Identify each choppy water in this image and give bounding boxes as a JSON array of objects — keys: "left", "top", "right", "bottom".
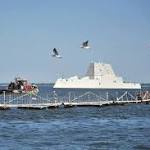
[{"left": 0, "top": 84, "right": 150, "bottom": 150}]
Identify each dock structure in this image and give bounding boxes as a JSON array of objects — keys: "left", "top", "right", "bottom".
[
  {"left": 63, "top": 99, "right": 150, "bottom": 107},
  {"left": 63, "top": 91, "right": 150, "bottom": 107},
  {"left": 0, "top": 105, "right": 10, "bottom": 110},
  {"left": 0, "top": 103, "right": 62, "bottom": 110},
  {"left": 0, "top": 92, "right": 62, "bottom": 110},
  {"left": 17, "top": 103, "right": 62, "bottom": 109},
  {"left": 63, "top": 101, "right": 114, "bottom": 107},
  {"left": 0, "top": 91, "right": 150, "bottom": 110}
]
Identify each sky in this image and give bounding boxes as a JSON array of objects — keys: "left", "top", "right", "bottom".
[{"left": 0, "top": 0, "right": 150, "bottom": 83}]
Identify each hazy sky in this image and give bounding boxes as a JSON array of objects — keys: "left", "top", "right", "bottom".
[{"left": 0, "top": 0, "right": 150, "bottom": 83}]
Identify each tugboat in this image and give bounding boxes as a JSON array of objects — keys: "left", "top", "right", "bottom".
[{"left": 0, "top": 77, "right": 39, "bottom": 95}]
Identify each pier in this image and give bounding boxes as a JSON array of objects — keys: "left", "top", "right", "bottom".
[{"left": 0, "top": 91, "right": 150, "bottom": 110}]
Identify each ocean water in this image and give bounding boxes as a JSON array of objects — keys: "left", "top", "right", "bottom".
[{"left": 0, "top": 84, "right": 150, "bottom": 150}]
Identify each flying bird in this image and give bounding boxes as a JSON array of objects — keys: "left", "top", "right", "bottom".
[
  {"left": 80, "top": 40, "right": 90, "bottom": 49},
  {"left": 51, "top": 48, "right": 62, "bottom": 58}
]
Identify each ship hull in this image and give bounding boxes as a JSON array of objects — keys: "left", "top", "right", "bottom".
[{"left": 54, "top": 79, "right": 141, "bottom": 89}]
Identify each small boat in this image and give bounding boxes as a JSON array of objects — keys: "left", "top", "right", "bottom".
[{"left": 0, "top": 77, "right": 39, "bottom": 95}]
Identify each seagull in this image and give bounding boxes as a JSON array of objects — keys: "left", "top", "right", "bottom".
[
  {"left": 51, "top": 48, "right": 62, "bottom": 58},
  {"left": 80, "top": 40, "right": 90, "bottom": 49}
]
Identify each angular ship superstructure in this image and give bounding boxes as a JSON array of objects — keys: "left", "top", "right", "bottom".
[{"left": 54, "top": 62, "right": 141, "bottom": 89}]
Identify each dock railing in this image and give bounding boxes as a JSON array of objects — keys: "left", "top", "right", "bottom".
[{"left": 0, "top": 90, "right": 150, "bottom": 109}]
